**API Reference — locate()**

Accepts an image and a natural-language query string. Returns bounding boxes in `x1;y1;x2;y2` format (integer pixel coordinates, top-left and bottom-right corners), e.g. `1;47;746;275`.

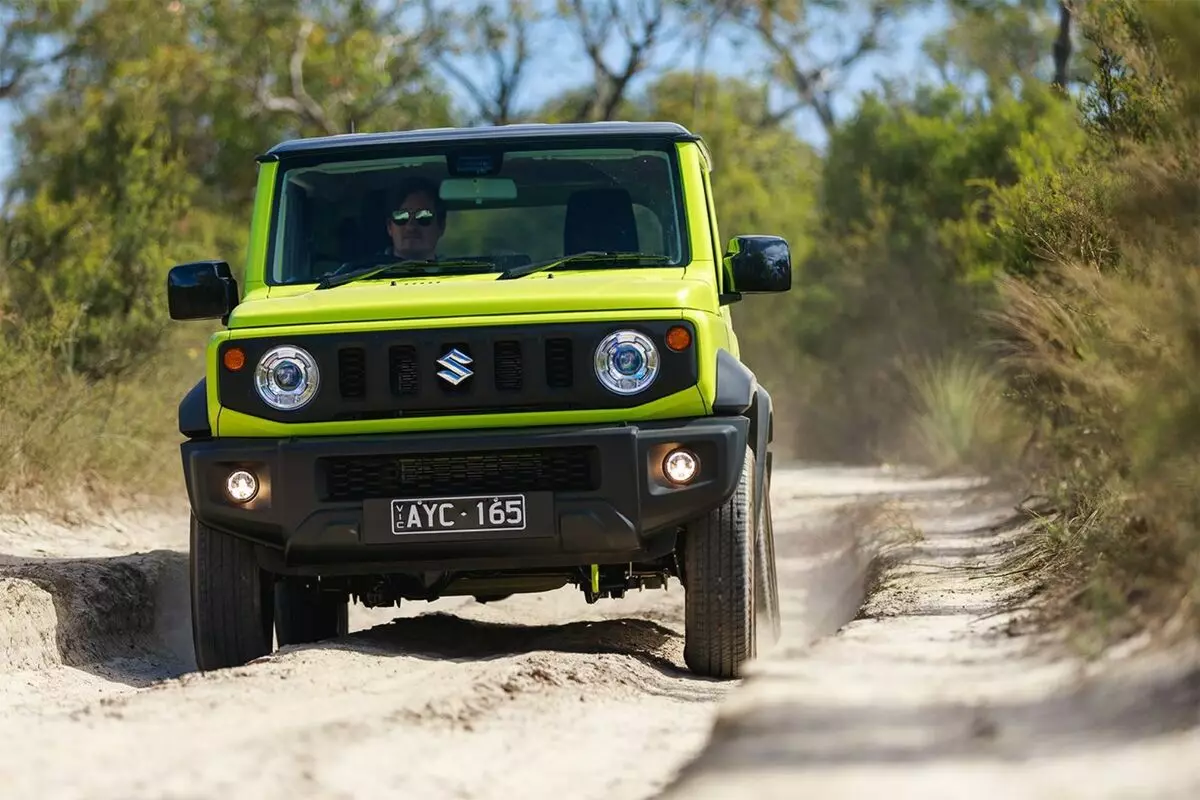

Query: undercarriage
313;555;681;608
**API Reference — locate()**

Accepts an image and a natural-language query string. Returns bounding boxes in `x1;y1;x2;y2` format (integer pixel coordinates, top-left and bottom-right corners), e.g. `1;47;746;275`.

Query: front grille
338;348;366;399
320;447;598;502
351;338;569;401
494;340;523;391
545;338;573;387
389;345;419;395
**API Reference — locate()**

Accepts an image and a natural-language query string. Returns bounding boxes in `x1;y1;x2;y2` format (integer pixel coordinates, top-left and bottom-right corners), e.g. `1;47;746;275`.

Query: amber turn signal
665;325;692;352
223;347;246;371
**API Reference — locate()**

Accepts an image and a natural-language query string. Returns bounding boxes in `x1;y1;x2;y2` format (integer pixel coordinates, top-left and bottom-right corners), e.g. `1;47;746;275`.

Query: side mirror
167;260;239;321
721;235;792;302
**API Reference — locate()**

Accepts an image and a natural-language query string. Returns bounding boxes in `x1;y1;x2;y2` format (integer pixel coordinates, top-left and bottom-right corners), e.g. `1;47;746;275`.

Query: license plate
389;493;527;536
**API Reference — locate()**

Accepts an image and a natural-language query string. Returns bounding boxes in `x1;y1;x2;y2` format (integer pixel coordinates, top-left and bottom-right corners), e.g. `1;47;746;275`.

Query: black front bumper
181;417;749;574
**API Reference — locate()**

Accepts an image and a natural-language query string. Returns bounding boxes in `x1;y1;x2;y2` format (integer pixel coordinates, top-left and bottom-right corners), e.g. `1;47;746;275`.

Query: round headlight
594;330;660;395
254;345;320;411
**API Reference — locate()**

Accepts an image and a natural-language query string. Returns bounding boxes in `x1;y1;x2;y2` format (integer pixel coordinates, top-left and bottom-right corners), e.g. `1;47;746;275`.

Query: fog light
663;449;699;485
225;469;258;503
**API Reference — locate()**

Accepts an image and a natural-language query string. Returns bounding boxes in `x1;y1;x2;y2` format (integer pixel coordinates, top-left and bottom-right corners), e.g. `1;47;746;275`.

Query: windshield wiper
315;259;497;290
495;251;675;281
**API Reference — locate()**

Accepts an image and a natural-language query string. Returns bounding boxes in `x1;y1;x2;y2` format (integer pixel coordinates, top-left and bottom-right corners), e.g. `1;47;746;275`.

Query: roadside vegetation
989;1;1200;648
1;0;1198;647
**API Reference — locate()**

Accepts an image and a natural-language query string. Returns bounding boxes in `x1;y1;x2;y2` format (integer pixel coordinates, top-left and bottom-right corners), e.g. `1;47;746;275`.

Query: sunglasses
392;208;436;227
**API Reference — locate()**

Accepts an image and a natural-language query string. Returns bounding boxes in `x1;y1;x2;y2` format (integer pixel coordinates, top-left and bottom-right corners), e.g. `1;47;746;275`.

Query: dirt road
2;465;1198;799
0;465;870;800
665;474;1200;799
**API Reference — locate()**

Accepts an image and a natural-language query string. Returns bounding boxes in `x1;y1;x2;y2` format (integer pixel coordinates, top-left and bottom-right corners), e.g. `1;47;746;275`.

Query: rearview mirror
722;235;792;301
167;260;239;321
440;177;518;203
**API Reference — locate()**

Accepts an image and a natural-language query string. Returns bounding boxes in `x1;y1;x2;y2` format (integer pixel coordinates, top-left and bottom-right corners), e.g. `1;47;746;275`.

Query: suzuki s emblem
436;347;474;386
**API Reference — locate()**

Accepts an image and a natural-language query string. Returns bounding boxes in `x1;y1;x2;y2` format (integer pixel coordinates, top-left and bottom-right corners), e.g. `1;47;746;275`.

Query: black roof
261;121;702;159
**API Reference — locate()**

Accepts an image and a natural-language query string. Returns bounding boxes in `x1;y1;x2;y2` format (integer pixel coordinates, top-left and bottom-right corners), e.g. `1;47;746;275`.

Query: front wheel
681;447;757;679
190;514;275;671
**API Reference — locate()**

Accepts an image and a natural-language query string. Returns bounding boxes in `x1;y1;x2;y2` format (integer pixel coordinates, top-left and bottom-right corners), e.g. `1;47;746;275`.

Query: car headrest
563;188;639;255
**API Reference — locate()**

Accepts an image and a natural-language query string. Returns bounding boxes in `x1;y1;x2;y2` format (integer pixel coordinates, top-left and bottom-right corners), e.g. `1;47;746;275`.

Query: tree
924;0;1092;94
1;82;200;377
562;0;685;121
693;0;934;132
0;0;461;375
434;0;542;125
1;0;457;210
785;79;1081;460
0;0;83;101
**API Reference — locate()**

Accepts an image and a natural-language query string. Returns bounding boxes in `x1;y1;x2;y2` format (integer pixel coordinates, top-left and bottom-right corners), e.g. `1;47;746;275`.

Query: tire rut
0;551;192;679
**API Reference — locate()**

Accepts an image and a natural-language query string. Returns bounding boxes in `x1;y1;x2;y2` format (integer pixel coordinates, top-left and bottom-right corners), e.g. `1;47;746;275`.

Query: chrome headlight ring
254;345;320;411
594;330;660;395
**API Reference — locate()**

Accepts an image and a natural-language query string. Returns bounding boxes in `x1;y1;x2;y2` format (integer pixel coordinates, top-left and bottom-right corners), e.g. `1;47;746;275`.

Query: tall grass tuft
897;350;1028;476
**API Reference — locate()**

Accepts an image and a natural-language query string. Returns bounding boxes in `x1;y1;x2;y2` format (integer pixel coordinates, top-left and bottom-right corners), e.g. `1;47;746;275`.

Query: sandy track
662;476;1200;799
7;465;1198;799
0;466;871;800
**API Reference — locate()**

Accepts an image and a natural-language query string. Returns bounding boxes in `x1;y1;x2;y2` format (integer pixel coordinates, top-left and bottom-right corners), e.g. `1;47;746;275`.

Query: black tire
682;446;757;679
275;578;350;646
190;514;274;671
756;452;782;645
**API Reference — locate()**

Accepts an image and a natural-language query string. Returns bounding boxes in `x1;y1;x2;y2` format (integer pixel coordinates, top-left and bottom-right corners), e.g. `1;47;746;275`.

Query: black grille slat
321;447;597;501
494;340;523;391
338;347;366;399
545;338;573;388
389;345;419;395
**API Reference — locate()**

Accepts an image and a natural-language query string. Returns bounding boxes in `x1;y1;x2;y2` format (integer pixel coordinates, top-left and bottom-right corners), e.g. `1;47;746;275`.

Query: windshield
265;140;689;286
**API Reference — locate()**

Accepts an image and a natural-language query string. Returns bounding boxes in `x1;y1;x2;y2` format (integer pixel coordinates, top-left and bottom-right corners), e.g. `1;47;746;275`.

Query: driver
386;177;447;261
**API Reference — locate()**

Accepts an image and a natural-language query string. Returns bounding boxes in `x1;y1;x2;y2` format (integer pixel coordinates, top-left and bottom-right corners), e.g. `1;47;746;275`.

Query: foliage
927;0;1093;89
785;78;1078;462
977;0;1200;642
2;83;197;377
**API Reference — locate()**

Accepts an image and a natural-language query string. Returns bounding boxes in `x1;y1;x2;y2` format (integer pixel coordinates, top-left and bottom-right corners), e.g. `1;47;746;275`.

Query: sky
0;1;950;183
441;1;952;149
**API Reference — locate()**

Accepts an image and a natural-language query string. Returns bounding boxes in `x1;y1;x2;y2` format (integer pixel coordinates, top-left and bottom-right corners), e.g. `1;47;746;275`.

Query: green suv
167;121;791;679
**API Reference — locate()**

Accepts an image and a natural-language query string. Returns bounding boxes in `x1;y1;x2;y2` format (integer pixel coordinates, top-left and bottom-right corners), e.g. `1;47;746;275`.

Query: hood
228;268;716;329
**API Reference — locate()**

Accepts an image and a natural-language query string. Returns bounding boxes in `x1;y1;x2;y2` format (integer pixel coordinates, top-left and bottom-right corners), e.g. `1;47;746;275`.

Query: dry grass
895;350;1030;477
0;321;211;515
983;138;1200;648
